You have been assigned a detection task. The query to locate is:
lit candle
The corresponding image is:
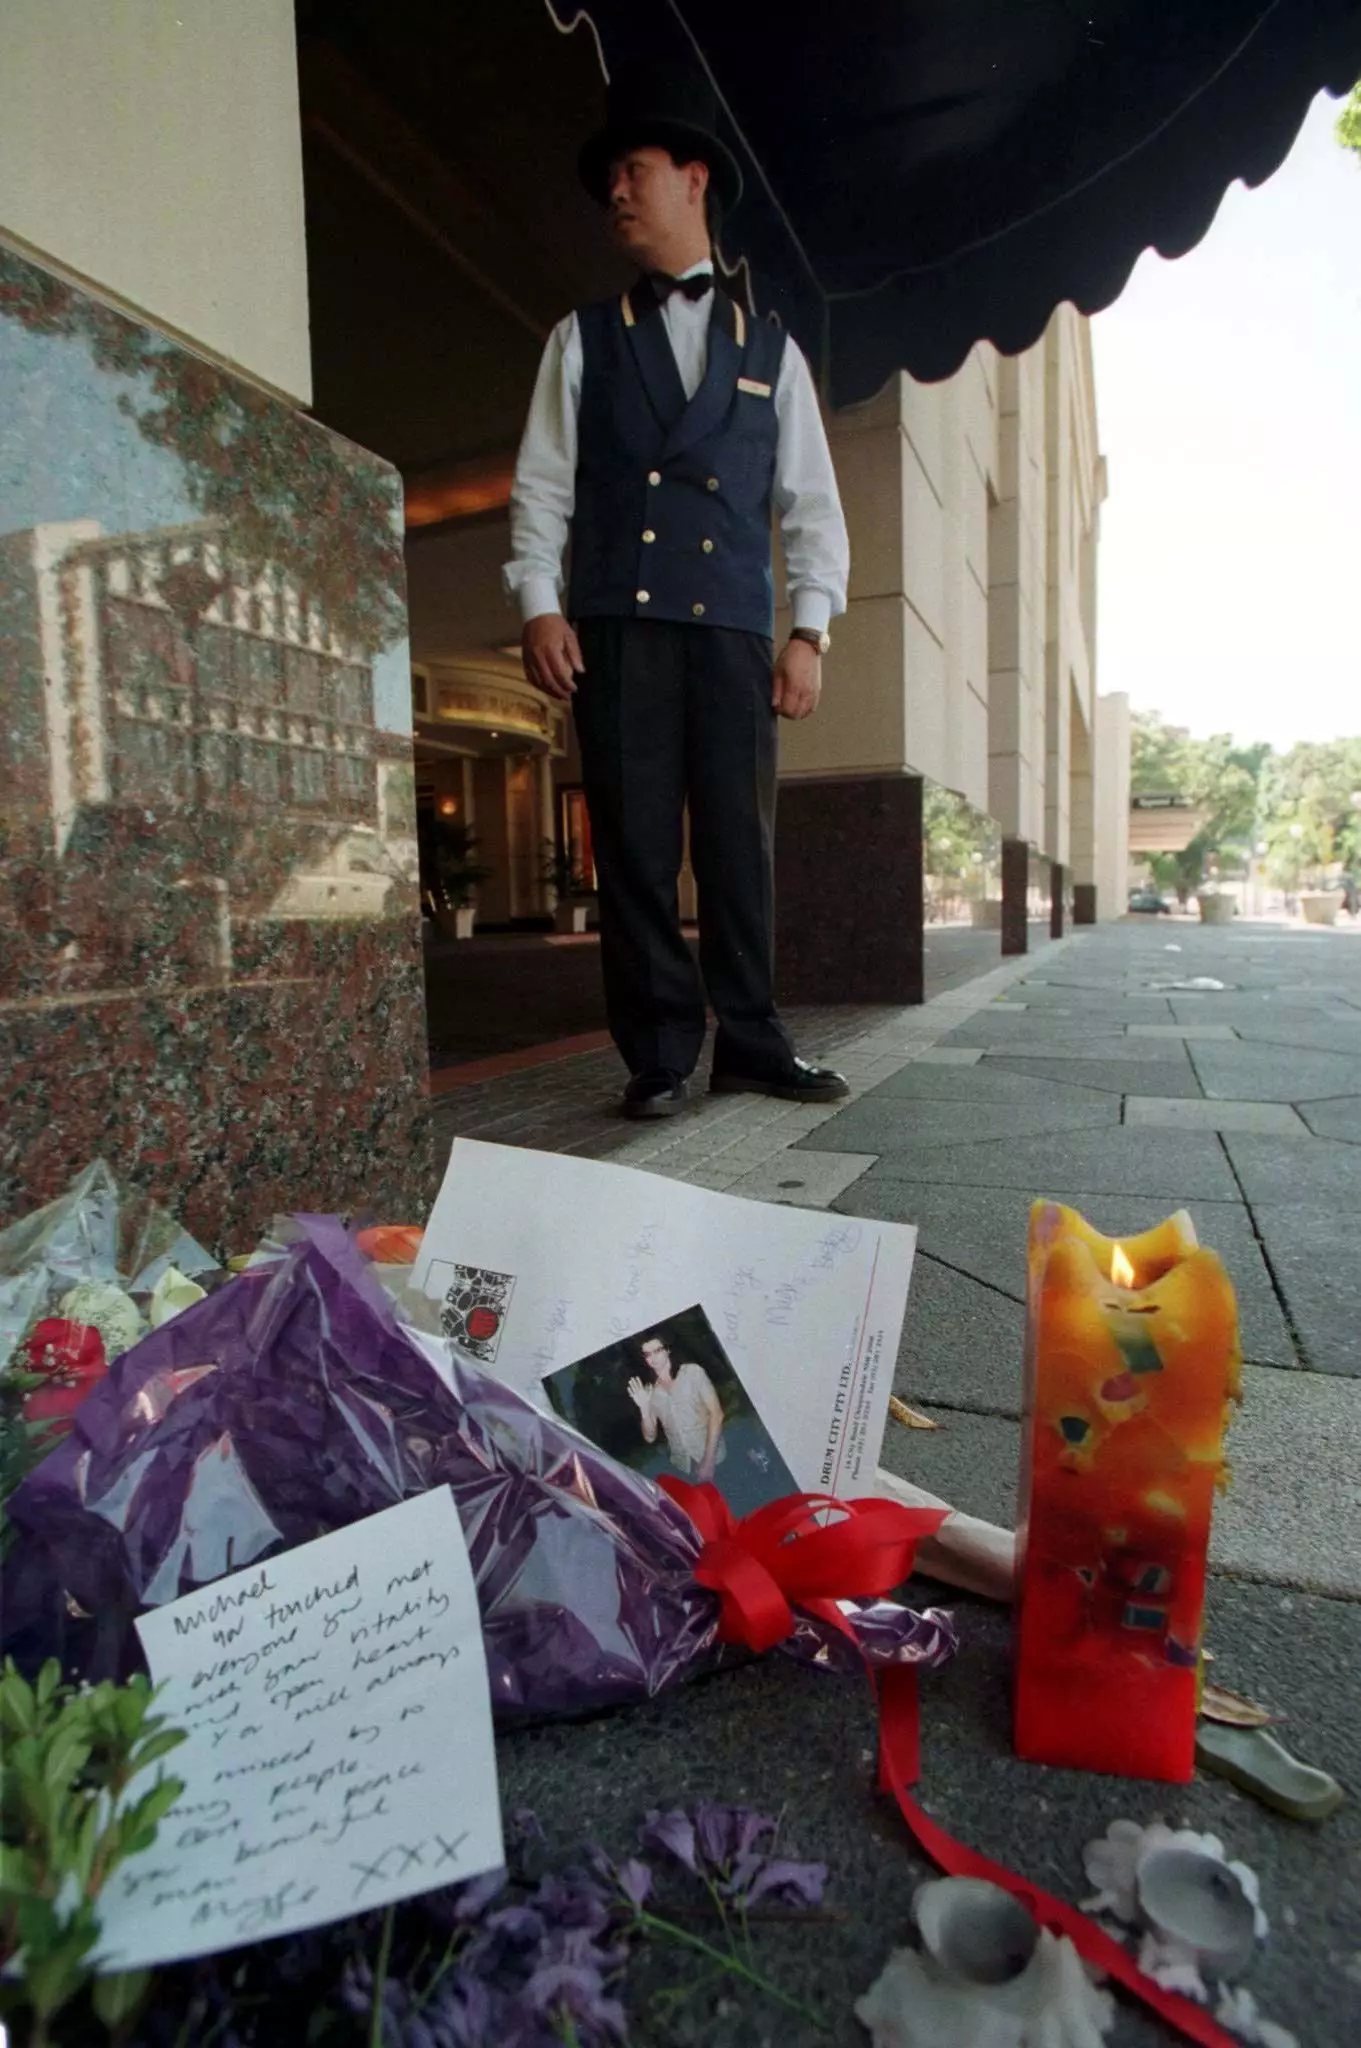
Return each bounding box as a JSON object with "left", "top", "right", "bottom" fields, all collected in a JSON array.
[{"left": 1014, "top": 1203, "right": 1241, "bottom": 1781}]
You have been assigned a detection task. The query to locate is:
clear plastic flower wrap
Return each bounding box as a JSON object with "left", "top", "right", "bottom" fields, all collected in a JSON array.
[
  {"left": 0, "top": 1158, "right": 220, "bottom": 1375},
  {"left": 3, "top": 1216, "right": 955, "bottom": 1721}
]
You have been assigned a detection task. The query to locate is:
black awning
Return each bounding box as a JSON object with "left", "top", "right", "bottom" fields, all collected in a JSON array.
[{"left": 547, "top": 1, "right": 1361, "bottom": 401}]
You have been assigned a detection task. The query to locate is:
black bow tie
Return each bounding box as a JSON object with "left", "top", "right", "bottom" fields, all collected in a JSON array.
[{"left": 649, "top": 271, "right": 714, "bottom": 303}]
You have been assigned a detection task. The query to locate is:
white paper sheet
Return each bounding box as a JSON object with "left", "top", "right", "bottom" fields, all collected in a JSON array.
[
  {"left": 413, "top": 1140, "right": 917, "bottom": 1497},
  {"left": 95, "top": 1488, "right": 503, "bottom": 1970}
]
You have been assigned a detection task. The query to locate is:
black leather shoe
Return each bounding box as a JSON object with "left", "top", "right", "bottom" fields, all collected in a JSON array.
[
  {"left": 709, "top": 1058, "right": 849, "bottom": 1103},
  {"left": 622, "top": 1071, "right": 690, "bottom": 1119}
]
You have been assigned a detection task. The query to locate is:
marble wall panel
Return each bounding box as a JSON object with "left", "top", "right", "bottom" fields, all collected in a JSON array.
[{"left": 0, "top": 246, "right": 433, "bottom": 1250}]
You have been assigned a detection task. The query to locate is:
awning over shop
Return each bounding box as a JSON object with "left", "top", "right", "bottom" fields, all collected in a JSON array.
[{"left": 547, "top": 1, "right": 1361, "bottom": 401}]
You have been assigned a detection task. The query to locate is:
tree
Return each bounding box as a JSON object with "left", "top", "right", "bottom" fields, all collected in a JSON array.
[
  {"left": 1337, "top": 80, "right": 1361, "bottom": 159},
  {"left": 0, "top": 249, "right": 405, "bottom": 659},
  {"left": 1259, "top": 739, "right": 1361, "bottom": 888}
]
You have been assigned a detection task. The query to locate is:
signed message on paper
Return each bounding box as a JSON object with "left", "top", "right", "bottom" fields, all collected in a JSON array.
[
  {"left": 414, "top": 1140, "right": 917, "bottom": 1497},
  {"left": 96, "top": 1489, "right": 502, "bottom": 1970}
]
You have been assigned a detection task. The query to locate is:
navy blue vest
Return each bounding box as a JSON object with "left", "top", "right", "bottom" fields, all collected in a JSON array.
[{"left": 567, "top": 282, "right": 787, "bottom": 637}]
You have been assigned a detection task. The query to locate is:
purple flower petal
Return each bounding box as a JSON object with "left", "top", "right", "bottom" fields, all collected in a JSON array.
[
  {"left": 451, "top": 1866, "right": 509, "bottom": 1922},
  {"left": 522, "top": 1960, "right": 628, "bottom": 2039},
  {"left": 725, "top": 1851, "right": 767, "bottom": 1899},
  {"left": 639, "top": 1807, "right": 699, "bottom": 1875},
  {"left": 432, "top": 1970, "right": 501, "bottom": 2048},
  {"left": 694, "top": 1801, "right": 738, "bottom": 1871},
  {"left": 531, "top": 1872, "right": 611, "bottom": 1936},
  {"left": 736, "top": 1857, "right": 828, "bottom": 1910},
  {"left": 511, "top": 1808, "right": 546, "bottom": 1842},
  {"left": 615, "top": 1857, "right": 653, "bottom": 1910},
  {"left": 732, "top": 1807, "right": 777, "bottom": 1864}
]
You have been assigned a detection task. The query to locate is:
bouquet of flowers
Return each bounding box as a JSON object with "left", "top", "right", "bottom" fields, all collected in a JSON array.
[{"left": 2, "top": 1215, "right": 954, "bottom": 1721}]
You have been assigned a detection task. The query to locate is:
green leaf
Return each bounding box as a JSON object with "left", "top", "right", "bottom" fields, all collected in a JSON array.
[
  {"left": 92, "top": 1966, "right": 152, "bottom": 2028},
  {"left": 71, "top": 1798, "right": 104, "bottom": 1892},
  {"left": 1, "top": 1665, "right": 35, "bottom": 1735},
  {"left": 125, "top": 1775, "right": 186, "bottom": 1834},
  {"left": 19, "top": 1926, "right": 98, "bottom": 2025},
  {"left": 0, "top": 1843, "right": 36, "bottom": 1895},
  {"left": 43, "top": 1725, "right": 93, "bottom": 1794},
  {"left": 129, "top": 1726, "right": 188, "bottom": 1774}
]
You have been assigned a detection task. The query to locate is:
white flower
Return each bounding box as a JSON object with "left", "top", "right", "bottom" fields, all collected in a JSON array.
[
  {"left": 1137, "top": 1928, "right": 1209, "bottom": 2002},
  {"left": 1082, "top": 1816, "right": 1159, "bottom": 1922},
  {"left": 856, "top": 1906, "right": 1115, "bottom": 2048},
  {"left": 1082, "top": 1818, "right": 1267, "bottom": 1952},
  {"left": 57, "top": 1279, "right": 143, "bottom": 1359},
  {"left": 1215, "top": 1984, "right": 1299, "bottom": 2048}
]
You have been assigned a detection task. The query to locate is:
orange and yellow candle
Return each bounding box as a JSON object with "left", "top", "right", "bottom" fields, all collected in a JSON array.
[{"left": 1014, "top": 1203, "right": 1241, "bottom": 1782}]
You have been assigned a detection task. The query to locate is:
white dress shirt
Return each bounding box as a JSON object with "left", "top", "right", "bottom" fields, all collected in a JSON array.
[{"left": 504, "top": 262, "right": 850, "bottom": 635}]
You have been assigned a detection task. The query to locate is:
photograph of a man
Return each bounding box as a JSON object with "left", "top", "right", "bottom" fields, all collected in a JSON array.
[
  {"left": 543, "top": 1303, "right": 796, "bottom": 1516},
  {"left": 627, "top": 1330, "right": 725, "bottom": 1485}
]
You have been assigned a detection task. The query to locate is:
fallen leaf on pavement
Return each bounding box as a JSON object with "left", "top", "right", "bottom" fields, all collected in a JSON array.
[{"left": 889, "top": 1396, "right": 941, "bottom": 1430}]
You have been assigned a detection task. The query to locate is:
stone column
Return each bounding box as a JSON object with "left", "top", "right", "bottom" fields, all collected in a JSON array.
[
  {"left": 1001, "top": 837, "right": 1029, "bottom": 955},
  {"left": 1050, "top": 861, "right": 1066, "bottom": 938},
  {"left": 775, "top": 776, "right": 924, "bottom": 1004}
]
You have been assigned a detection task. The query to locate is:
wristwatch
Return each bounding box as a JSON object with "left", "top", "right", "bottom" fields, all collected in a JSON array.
[{"left": 789, "top": 627, "right": 831, "bottom": 655}]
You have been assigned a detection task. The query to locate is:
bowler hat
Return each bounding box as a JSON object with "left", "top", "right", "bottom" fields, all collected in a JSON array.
[{"left": 578, "top": 60, "right": 743, "bottom": 213}]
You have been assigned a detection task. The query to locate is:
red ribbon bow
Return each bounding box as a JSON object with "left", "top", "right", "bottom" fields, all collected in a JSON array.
[
  {"left": 664, "top": 1478, "right": 1241, "bottom": 2048},
  {"left": 660, "top": 1476, "right": 948, "bottom": 1653}
]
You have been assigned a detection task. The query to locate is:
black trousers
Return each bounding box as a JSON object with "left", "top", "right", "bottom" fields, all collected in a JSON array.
[{"left": 573, "top": 617, "right": 794, "bottom": 1079}]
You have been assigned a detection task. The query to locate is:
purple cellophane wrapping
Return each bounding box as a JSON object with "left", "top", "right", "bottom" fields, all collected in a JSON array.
[{"left": 3, "top": 1218, "right": 955, "bottom": 1722}]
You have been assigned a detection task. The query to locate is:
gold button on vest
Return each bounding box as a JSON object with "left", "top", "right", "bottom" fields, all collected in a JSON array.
[
  {"left": 692, "top": 602, "right": 706, "bottom": 617},
  {"left": 636, "top": 590, "right": 650, "bottom": 603},
  {"left": 701, "top": 538, "right": 714, "bottom": 554},
  {"left": 642, "top": 529, "right": 656, "bottom": 543},
  {"left": 705, "top": 477, "right": 720, "bottom": 492},
  {"left": 648, "top": 470, "right": 661, "bottom": 486}
]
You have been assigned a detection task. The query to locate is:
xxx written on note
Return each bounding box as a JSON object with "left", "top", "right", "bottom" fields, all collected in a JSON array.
[{"left": 95, "top": 1488, "right": 503, "bottom": 1972}]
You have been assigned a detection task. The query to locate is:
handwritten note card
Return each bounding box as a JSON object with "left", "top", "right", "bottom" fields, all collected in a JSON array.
[
  {"left": 96, "top": 1489, "right": 503, "bottom": 1970},
  {"left": 414, "top": 1140, "right": 917, "bottom": 1498}
]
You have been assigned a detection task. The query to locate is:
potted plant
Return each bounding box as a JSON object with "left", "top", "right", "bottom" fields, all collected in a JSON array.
[
  {"left": 1298, "top": 888, "right": 1345, "bottom": 926},
  {"left": 540, "top": 838, "right": 596, "bottom": 934},
  {"left": 430, "top": 819, "right": 490, "bottom": 940},
  {"left": 1195, "top": 884, "right": 1235, "bottom": 925}
]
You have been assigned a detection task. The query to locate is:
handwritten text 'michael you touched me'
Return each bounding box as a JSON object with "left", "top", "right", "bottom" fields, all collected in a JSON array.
[{"left": 172, "top": 1557, "right": 460, "bottom": 1722}]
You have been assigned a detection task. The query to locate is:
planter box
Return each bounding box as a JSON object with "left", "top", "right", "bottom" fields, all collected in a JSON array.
[
  {"left": 1196, "top": 893, "right": 1234, "bottom": 925},
  {"left": 436, "top": 905, "right": 477, "bottom": 941},
  {"left": 553, "top": 900, "right": 592, "bottom": 935},
  {"left": 1299, "top": 892, "right": 1344, "bottom": 927}
]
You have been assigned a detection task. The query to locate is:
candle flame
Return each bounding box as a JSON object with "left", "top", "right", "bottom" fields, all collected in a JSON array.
[{"left": 1110, "top": 1244, "right": 1136, "bottom": 1289}]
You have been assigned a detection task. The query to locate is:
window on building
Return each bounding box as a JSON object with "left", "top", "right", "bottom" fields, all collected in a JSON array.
[
  {"left": 291, "top": 748, "right": 328, "bottom": 805},
  {"left": 240, "top": 741, "right": 282, "bottom": 806},
  {"left": 335, "top": 752, "right": 369, "bottom": 810}
]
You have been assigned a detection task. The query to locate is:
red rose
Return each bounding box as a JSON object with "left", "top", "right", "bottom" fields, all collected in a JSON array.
[{"left": 21, "top": 1318, "right": 109, "bottom": 1432}]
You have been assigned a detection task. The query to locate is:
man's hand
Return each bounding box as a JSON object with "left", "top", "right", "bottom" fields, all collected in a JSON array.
[
  {"left": 522, "top": 613, "right": 584, "bottom": 700},
  {"left": 771, "top": 637, "right": 822, "bottom": 720},
  {"left": 626, "top": 1376, "right": 649, "bottom": 1412}
]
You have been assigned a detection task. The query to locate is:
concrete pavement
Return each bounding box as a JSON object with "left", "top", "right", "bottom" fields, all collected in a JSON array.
[{"left": 436, "top": 920, "right": 1361, "bottom": 2046}]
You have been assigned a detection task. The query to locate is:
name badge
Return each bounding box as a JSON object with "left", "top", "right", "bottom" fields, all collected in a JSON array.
[{"left": 737, "top": 376, "right": 772, "bottom": 398}]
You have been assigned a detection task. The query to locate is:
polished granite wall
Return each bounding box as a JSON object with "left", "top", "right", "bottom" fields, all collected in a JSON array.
[{"left": 0, "top": 246, "right": 434, "bottom": 1250}]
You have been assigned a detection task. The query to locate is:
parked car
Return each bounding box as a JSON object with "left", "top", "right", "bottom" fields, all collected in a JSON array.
[{"left": 1127, "top": 887, "right": 1171, "bottom": 914}]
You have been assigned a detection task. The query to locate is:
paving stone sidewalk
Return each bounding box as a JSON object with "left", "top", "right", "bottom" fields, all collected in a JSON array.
[{"left": 436, "top": 921, "right": 1361, "bottom": 2048}]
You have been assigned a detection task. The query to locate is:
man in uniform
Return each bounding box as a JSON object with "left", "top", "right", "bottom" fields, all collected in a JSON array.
[{"left": 506, "top": 66, "right": 850, "bottom": 1119}]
